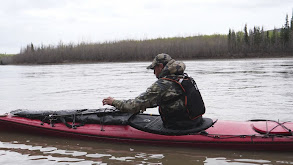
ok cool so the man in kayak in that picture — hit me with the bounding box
[102,53,205,129]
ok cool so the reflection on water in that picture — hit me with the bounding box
[0,132,292,165]
[0,58,293,164]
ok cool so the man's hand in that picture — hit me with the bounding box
[102,97,115,105]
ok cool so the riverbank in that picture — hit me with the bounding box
[0,54,15,65]
[2,52,292,66]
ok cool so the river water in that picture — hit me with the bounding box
[0,58,292,164]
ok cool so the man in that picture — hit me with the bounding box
[102,53,204,129]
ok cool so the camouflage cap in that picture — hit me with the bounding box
[147,53,173,69]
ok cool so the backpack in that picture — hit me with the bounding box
[162,74,206,120]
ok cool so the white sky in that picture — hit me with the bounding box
[1,0,292,54]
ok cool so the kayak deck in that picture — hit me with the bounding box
[0,114,292,151]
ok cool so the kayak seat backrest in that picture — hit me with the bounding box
[128,114,214,135]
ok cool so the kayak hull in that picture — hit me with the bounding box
[0,114,292,151]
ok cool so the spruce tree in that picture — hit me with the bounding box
[228,29,232,52]
[289,11,293,51]
[244,24,249,46]
[231,30,237,54]
[291,12,293,31]
[280,14,290,49]
[31,43,34,52]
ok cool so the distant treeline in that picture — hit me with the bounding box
[2,14,293,65]
[228,14,293,57]
[11,35,228,64]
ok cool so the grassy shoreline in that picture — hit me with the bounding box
[0,54,15,65]
[0,54,15,57]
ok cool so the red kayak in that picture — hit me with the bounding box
[0,109,292,151]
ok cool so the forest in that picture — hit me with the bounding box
[227,14,293,57]
[1,14,292,65]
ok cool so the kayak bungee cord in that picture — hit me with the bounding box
[192,120,293,141]
[100,108,107,131]
[249,119,293,136]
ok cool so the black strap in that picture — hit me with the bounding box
[59,116,85,129]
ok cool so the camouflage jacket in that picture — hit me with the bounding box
[112,59,187,115]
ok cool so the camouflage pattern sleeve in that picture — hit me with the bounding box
[112,82,162,113]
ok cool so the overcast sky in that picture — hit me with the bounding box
[1,0,292,54]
